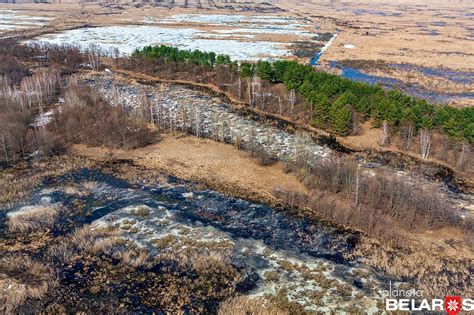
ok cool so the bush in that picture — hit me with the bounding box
[252,145,276,166]
[54,84,158,149]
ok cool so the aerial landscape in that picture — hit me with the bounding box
[0,0,472,313]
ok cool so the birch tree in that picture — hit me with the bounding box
[288,89,296,115]
[420,128,432,159]
[378,120,390,147]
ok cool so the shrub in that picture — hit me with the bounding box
[252,145,276,166]
[54,84,158,149]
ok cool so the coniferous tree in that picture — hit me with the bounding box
[329,103,352,136]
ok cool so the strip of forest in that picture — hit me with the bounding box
[130,45,472,171]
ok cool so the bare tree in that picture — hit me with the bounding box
[194,107,201,138]
[1,132,10,163]
[113,47,120,66]
[251,77,261,109]
[400,121,414,150]
[220,121,228,143]
[288,89,296,115]
[456,142,470,169]
[169,107,175,134]
[237,76,242,100]
[354,165,360,206]
[420,128,432,159]
[87,44,102,71]
[248,79,253,107]
[378,120,390,147]
[248,126,257,157]
[278,96,282,115]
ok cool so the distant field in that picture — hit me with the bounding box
[0,0,473,106]
[277,0,474,107]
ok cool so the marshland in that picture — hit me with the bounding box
[1,0,473,313]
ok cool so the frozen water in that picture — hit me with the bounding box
[214,27,312,36]
[87,76,331,160]
[162,14,306,26]
[35,25,291,61]
[0,10,54,32]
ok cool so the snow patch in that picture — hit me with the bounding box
[34,26,291,61]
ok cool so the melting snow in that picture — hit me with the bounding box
[0,10,54,32]
[34,25,291,61]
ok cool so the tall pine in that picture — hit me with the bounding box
[329,103,352,136]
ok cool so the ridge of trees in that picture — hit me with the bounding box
[133,45,233,68]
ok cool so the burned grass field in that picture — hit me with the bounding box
[1,159,388,313]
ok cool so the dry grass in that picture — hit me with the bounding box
[70,225,122,256]
[218,296,288,315]
[114,248,150,268]
[7,205,60,233]
[0,156,95,208]
[130,205,150,217]
[354,236,474,298]
[190,252,230,274]
[48,224,124,263]
[0,256,57,314]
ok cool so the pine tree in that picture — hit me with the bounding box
[309,91,329,128]
[239,63,254,78]
[329,103,352,136]
[256,61,274,82]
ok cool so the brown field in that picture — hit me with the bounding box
[279,0,474,106]
[1,0,472,106]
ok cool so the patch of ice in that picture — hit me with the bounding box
[320,33,338,55]
[182,192,194,199]
[7,201,59,218]
[32,109,55,128]
[0,10,54,32]
[214,27,312,36]
[34,26,291,61]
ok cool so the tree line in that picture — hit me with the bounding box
[1,39,472,168]
[241,55,470,143]
[133,45,233,69]
[132,46,473,164]
[238,60,472,144]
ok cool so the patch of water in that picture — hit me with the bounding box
[390,63,474,85]
[0,10,54,32]
[309,33,338,66]
[352,9,402,17]
[161,14,306,27]
[328,61,474,104]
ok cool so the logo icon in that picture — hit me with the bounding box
[445,296,462,315]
